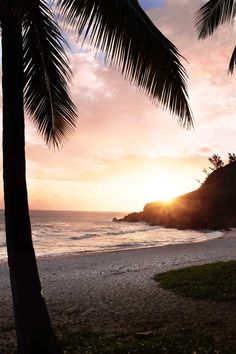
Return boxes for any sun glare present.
[159,195,174,203]
[140,176,181,205]
[155,190,176,203]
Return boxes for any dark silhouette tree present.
[195,0,236,73]
[203,167,210,176]
[1,1,193,352]
[228,152,236,163]
[209,154,224,170]
[200,166,210,184]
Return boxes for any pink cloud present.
[1,0,236,210]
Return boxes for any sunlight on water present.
[0,210,223,261]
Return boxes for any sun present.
[142,175,181,204]
[155,190,176,203]
[159,195,174,203]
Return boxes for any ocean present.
[0,210,223,261]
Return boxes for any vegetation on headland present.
[201,153,236,183]
[119,158,236,230]
[155,260,236,301]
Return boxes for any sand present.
[1,230,236,351]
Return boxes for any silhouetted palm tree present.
[195,0,236,73]
[1,1,193,352]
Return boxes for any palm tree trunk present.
[1,13,61,354]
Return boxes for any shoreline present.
[0,228,226,265]
[35,229,234,273]
[1,230,236,352]
[37,228,226,262]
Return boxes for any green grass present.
[59,330,230,354]
[154,260,236,301]
[58,261,236,352]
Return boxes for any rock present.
[120,161,236,230]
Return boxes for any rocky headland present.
[116,161,236,230]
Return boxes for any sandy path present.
[1,231,236,351]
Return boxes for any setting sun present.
[129,172,192,210]
[144,184,178,203]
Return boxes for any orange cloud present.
[1,0,236,211]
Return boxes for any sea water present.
[0,210,223,261]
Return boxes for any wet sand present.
[1,230,236,352]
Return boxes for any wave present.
[69,227,160,241]
[107,242,145,248]
[70,233,98,241]
[106,227,159,237]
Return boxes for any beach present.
[1,230,236,352]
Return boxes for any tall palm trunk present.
[1,14,61,354]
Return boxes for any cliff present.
[119,161,236,230]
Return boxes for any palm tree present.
[195,0,236,73]
[1,0,193,352]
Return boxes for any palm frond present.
[56,0,193,127]
[195,0,236,39]
[228,46,236,73]
[22,0,77,147]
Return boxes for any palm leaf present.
[22,0,77,147]
[228,45,236,73]
[195,0,236,39]
[56,0,193,127]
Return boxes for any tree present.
[195,0,236,73]
[1,1,193,352]
[228,152,236,163]
[202,167,210,176]
[208,153,224,170]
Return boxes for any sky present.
[1,0,236,212]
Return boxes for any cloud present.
[24,0,236,162]
[25,151,208,184]
[1,0,236,211]
[22,0,236,210]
